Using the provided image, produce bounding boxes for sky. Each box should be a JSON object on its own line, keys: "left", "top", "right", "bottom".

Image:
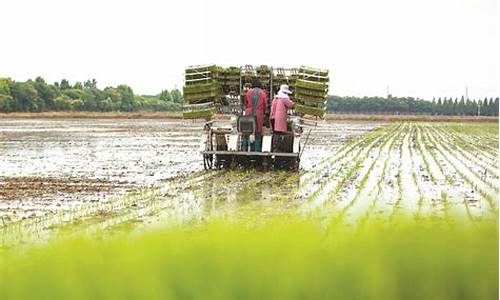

{"left": 1, "top": 0, "right": 498, "bottom": 100}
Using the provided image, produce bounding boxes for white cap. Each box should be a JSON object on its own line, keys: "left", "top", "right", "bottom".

{"left": 279, "top": 84, "right": 293, "bottom": 94}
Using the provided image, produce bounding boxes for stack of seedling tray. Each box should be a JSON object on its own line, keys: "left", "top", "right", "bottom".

{"left": 182, "top": 65, "right": 330, "bottom": 119}
{"left": 272, "top": 68, "right": 299, "bottom": 94}
{"left": 293, "top": 66, "right": 329, "bottom": 117}
{"left": 219, "top": 66, "right": 241, "bottom": 97}
{"left": 183, "top": 65, "right": 219, "bottom": 119}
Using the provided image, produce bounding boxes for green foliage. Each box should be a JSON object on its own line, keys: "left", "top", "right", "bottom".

{"left": 60, "top": 79, "right": 71, "bottom": 90}
{"left": 9, "top": 81, "right": 40, "bottom": 112}
{"left": 0, "top": 77, "right": 12, "bottom": 95}
{"left": 328, "top": 95, "right": 498, "bottom": 116}
{"left": 170, "top": 88, "right": 183, "bottom": 104}
{"left": 0, "top": 76, "right": 183, "bottom": 113}
{"left": 0, "top": 217, "right": 497, "bottom": 300}
{"left": 159, "top": 90, "right": 172, "bottom": 102}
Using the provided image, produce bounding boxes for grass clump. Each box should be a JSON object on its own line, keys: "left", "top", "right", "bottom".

{"left": 0, "top": 216, "right": 497, "bottom": 300}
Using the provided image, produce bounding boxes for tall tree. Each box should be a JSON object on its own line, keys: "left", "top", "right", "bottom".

{"left": 170, "top": 89, "right": 183, "bottom": 104}
{"left": 60, "top": 79, "right": 71, "bottom": 90}
{"left": 458, "top": 96, "right": 465, "bottom": 115}
{"left": 10, "top": 82, "right": 39, "bottom": 112}
{"left": 117, "top": 85, "right": 138, "bottom": 112}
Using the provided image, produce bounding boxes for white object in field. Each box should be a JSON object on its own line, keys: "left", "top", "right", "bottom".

{"left": 230, "top": 116, "right": 237, "bottom": 131}
{"left": 227, "top": 135, "right": 239, "bottom": 151}
{"left": 199, "top": 134, "right": 208, "bottom": 151}
{"left": 293, "top": 137, "right": 301, "bottom": 153}
{"left": 262, "top": 135, "right": 272, "bottom": 152}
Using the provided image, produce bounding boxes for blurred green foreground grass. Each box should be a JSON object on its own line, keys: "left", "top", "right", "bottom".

{"left": 1, "top": 218, "right": 498, "bottom": 300}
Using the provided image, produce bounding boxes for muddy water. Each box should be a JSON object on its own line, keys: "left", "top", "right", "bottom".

{"left": 0, "top": 118, "right": 383, "bottom": 225}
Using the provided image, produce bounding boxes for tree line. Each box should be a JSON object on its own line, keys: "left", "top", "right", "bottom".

{"left": 0, "top": 77, "right": 183, "bottom": 113}
{"left": 327, "top": 95, "right": 499, "bottom": 116}
{"left": 1, "top": 76, "right": 498, "bottom": 116}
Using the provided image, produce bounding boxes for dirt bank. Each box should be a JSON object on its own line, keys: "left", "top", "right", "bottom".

{"left": 0, "top": 112, "right": 496, "bottom": 122}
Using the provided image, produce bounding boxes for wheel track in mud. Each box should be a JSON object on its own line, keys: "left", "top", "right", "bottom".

{"left": 0, "top": 170, "right": 224, "bottom": 246}
{"left": 54, "top": 170, "right": 290, "bottom": 237}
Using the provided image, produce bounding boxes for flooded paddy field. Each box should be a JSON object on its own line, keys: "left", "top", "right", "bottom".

{"left": 0, "top": 119, "right": 378, "bottom": 227}
{"left": 0, "top": 119, "right": 498, "bottom": 246}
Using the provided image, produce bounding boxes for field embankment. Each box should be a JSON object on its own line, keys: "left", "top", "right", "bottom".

{"left": 0, "top": 111, "right": 497, "bottom": 122}
{"left": 323, "top": 113, "right": 498, "bottom": 122}
{"left": 0, "top": 111, "right": 184, "bottom": 119}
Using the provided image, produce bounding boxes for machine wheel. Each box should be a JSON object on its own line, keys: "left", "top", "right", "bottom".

{"left": 293, "top": 158, "right": 300, "bottom": 171}
{"left": 230, "top": 156, "right": 237, "bottom": 169}
{"left": 203, "top": 154, "right": 213, "bottom": 170}
{"left": 262, "top": 157, "right": 271, "bottom": 171}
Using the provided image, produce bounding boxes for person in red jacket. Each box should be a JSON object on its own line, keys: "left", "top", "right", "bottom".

{"left": 242, "top": 78, "right": 267, "bottom": 151}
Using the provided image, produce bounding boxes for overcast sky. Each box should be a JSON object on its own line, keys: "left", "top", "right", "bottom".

{"left": 1, "top": 0, "right": 498, "bottom": 99}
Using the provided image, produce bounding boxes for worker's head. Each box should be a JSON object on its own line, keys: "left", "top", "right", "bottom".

{"left": 251, "top": 77, "right": 262, "bottom": 88}
{"left": 278, "top": 84, "right": 293, "bottom": 95}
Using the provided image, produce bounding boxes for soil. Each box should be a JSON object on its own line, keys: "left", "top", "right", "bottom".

{"left": 0, "top": 118, "right": 382, "bottom": 226}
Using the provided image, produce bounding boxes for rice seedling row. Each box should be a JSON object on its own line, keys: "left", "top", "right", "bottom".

{"left": 433, "top": 126, "right": 499, "bottom": 180}
{"left": 421, "top": 125, "right": 498, "bottom": 218}
{"left": 329, "top": 123, "right": 405, "bottom": 224}
{"left": 429, "top": 126, "right": 499, "bottom": 192}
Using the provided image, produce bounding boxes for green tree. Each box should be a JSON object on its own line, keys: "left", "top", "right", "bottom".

{"left": 159, "top": 90, "right": 172, "bottom": 102}
{"left": 458, "top": 96, "right": 465, "bottom": 115}
{"left": 170, "top": 89, "right": 183, "bottom": 104}
{"left": 437, "top": 98, "right": 443, "bottom": 115}
{"left": 73, "top": 82, "right": 83, "bottom": 90}
{"left": 0, "top": 78, "right": 12, "bottom": 95}
{"left": 53, "top": 95, "right": 72, "bottom": 111}
{"left": 10, "top": 81, "right": 40, "bottom": 112}
{"left": 60, "top": 79, "right": 71, "bottom": 90}
{"left": 117, "top": 85, "right": 138, "bottom": 112}
{"left": 34, "top": 76, "right": 58, "bottom": 110}
{"left": 84, "top": 79, "right": 98, "bottom": 89}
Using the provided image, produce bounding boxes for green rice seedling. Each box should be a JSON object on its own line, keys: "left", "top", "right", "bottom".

{"left": 422, "top": 126, "right": 499, "bottom": 215}
{"left": 305, "top": 126, "right": 392, "bottom": 209}
{"left": 434, "top": 127, "right": 499, "bottom": 179}
{"left": 394, "top": 125, "right": 406, "bottom": 212}
{"left": 182, "top": 109, "right": 214, "bottom": 119}
{"left": 406, "top": 124, "right": 426, "bottom": 219}
{"left": 440, "top": 191, "right": 450, "bottom": 220}
{"left": 419, "top": 125, "right": 452, "bottom": 185}
{"left": 414, "top": 126, "right": 437, "bottom": 184}
{"left": 332, "top": 124, "right": 404, "bottom": 223}
{"left": 294, "top": 104, "right": 325, "bottom": 117}
{"left": 429, "top": 127, "right": 499, "bottom": 192}
{"left": 443, "top": 124, "right": 498, "bottom": 160}
{"left": 0, "top": 215, "right": 497, "bottom": 300}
